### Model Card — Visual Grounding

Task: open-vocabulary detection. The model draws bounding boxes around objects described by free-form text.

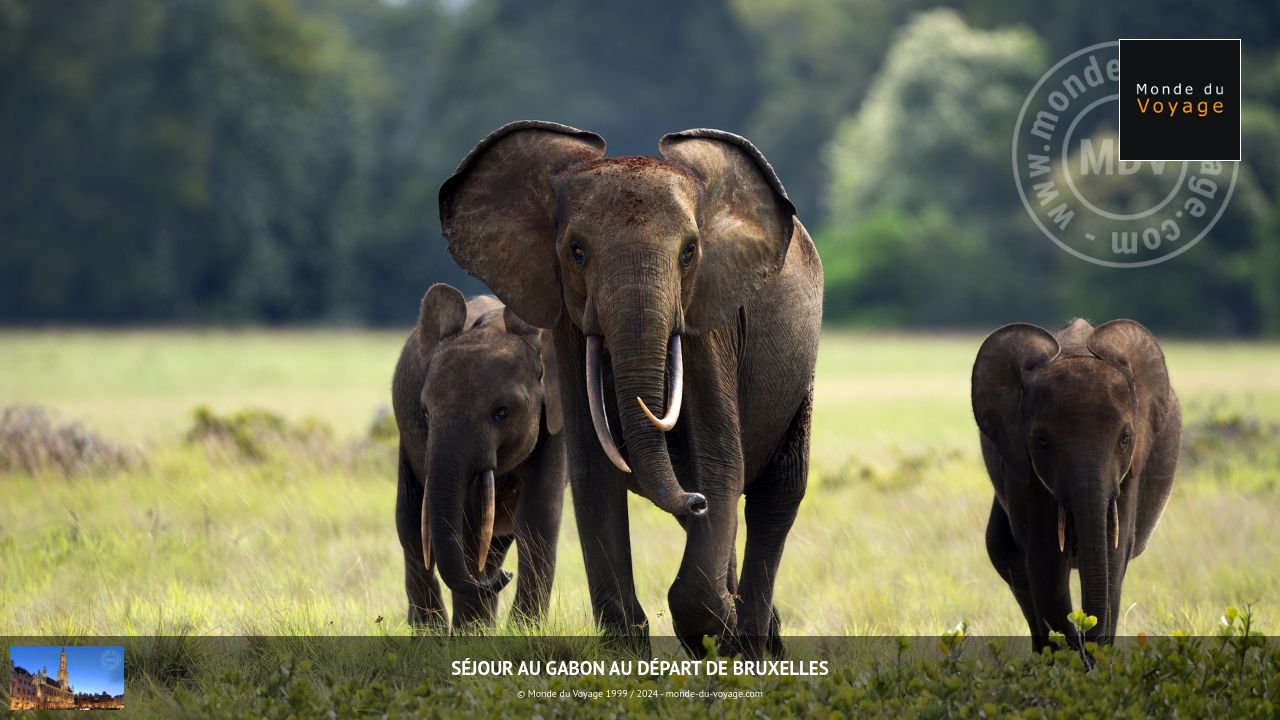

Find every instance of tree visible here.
[821,9,1051,326]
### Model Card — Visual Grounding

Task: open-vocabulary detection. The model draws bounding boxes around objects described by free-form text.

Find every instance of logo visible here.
[1012,42,1238,268]
[100,648,122,671]
[1119,39,1241,161]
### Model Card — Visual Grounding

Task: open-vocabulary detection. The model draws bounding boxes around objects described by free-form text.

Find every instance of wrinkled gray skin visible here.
[392,283,566,630]
[438,121,823,658]
[972,318,1180,650]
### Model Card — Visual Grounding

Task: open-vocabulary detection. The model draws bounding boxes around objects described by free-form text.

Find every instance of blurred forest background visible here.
[1,0,1278,335]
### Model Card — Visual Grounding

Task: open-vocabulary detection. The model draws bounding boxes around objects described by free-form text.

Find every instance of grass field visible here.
[1,329,1278,639]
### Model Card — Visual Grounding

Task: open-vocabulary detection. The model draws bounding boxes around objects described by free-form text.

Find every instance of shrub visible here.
[0,405,140,476]
[185,405,393,472]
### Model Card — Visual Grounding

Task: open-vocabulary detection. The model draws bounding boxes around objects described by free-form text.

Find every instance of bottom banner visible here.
[2,634,1276,718]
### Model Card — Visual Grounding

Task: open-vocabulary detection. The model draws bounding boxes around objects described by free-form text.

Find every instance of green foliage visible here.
[2,1,1279,333]
[368,406,399,445]
[819,8,1280,335]
[822,11,1056,329]
[187,404,333,461]
[0,0,378,323]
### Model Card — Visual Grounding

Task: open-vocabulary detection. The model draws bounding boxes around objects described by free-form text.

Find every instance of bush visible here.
[185,405,393,472]
[0,405,140,476]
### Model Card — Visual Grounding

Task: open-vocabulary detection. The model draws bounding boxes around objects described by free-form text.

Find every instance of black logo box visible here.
[1119,39,1241,162]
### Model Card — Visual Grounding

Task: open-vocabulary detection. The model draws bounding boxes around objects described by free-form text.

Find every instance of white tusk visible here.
[636,335,683,432]
[586,336,631,473]
[1057,504,1066,553]
[476,469,495,574]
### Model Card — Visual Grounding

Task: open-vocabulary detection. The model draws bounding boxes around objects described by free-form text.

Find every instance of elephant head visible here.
[415,283,562,596]
[972,319,1174,641]
[439,121,795,518]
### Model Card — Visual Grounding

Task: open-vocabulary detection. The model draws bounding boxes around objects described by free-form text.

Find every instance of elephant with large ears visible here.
[972,318,1181,650]
[439,121,823,657]
[392,283,567,630]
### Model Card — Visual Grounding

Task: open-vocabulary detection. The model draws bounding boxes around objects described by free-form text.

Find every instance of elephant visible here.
[437,120,823,657]
[971,318,1181,649]
[392,283,567,630]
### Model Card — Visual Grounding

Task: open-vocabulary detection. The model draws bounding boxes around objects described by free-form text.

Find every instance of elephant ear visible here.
[1088,319,1173,461]
[501,306,562,435]
[971,323,1061,480]
[658,129,796,333]
[440,121,607,329]
[418,283,468,362]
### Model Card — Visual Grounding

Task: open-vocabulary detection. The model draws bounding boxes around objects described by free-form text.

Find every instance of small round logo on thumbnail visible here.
[1012,41,1237,268]
[100,648,123,671]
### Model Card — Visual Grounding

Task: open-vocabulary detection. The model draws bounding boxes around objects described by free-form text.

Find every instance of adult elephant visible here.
[439,121,823,657]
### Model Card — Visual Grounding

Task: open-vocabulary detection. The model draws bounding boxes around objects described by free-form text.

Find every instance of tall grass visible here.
[1,330,1277,637]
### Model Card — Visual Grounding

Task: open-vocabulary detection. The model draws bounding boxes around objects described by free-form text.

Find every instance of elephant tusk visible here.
[476,469,495,575]
[420,483,431,571]
[636,335,683,432]
[1110,497,1120,550]
[586,335,631,473]
[1057,504,1066,553]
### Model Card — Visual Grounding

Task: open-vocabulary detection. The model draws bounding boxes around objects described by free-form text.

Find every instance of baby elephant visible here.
[972,319,1180,649]
[392,283,566,630]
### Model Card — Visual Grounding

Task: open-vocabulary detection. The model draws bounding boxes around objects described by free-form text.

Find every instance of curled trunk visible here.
[426,462,508,596]
[607,332,706,517]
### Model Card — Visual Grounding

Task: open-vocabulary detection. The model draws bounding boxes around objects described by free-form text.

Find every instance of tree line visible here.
[1,0,1277,334]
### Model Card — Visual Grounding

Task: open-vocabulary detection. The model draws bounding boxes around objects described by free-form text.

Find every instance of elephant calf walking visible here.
[972,318,1181,649]
[392,283,566,630]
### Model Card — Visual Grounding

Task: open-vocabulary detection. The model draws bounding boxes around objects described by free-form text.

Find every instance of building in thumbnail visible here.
[75,691,126,709]
[9,647,74,709]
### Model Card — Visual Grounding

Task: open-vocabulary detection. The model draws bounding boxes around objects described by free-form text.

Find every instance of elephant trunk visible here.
[1073,485,1113,644]
[425,443,509,596]
[611,339,706,517]
[584,257,705,517]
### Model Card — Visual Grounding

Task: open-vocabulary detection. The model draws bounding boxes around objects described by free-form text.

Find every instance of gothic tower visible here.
[57,647,68,689]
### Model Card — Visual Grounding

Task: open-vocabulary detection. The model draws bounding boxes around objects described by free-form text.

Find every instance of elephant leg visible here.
[667,370,746,658]
[556,324,647,648]
[512,432,567,625]
[452,535,514,629]
[396,445,447,630]
[569,455,647,645]
[1107,558,1129,641]
[669,485,741,657]
[735,390,812,660]
[985,498,1036,645]
[1024,525,1073,652]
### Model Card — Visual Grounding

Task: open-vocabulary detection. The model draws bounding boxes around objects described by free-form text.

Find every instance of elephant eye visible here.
[491,403,511,424]
[1119,430,1132,451]
[1036,435,1050,451]
[680,240,697,268]
[570,241,587,266]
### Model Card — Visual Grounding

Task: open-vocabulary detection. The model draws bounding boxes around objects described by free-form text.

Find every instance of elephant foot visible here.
[722,606,784,660]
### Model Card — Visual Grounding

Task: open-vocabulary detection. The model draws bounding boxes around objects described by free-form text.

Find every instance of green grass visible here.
[1,329,1278,639]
